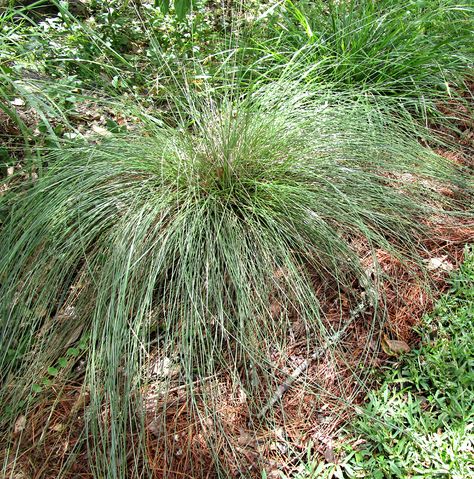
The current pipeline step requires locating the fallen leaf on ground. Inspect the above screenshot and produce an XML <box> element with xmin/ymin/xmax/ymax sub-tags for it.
<box><xmin>426</xmin><ymin>256</ymin><xmax>454</xmax><ymax>273</ymax></box>
<box><xmin>14</xmin><ymin>415</ymin><xmax>26</xmax><ymax>434</ymax></box>
<box><xmin>324</xmin><ymin>441</ymin><xmax>335</xmax><ymax>463</ymax></box>
<box><xmin>11</xmin><ymin>98</ymin><xmax>25</xmax><ymax>106</ymax></box>
<box><xmin>91</xmin><ymin>124</ymin><xmax>112</xmax><ymax>137</ymax></box>
<box><xmin>382</xmin><ymin>336</ymin><xmax>410</xmax><ymax>355</ymax></box>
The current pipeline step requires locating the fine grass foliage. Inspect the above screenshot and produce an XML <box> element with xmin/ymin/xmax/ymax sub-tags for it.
<box><xmin>0</xmin><ymin>86</ymin><xmax>471</xmax><ymax>477</ymax></box>
<box><xmin>249</xmin><ymin>0</ymin><xmax>474</xmax><ymax>118</ymax></box>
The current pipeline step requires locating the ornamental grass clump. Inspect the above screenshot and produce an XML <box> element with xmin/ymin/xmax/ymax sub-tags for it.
<box><xmin>251</xmin><ymin>0</ymin><xmax>473</xmax><ymax>118</ymax></box>
<box><xmin>0</xmin><ymin>87</ymin><xmax>471</xmax><ymax>477</ymax></box>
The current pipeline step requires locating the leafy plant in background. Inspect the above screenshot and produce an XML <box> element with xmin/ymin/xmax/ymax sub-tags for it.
<box><xmin>0</xmin><ymin>4</ymin><xmax>68</xmax><ymax>176</ymax></box>
<box><xmin>0</xmin><ymin>83</ymin><xmax>471</xmax><ymax>477</ymax></box>
<box><xmin>0</xmin><ymin>0</ymin><xmax>232</xmax><ymax>102</ymax></box>
<box><xmin>155</xmin><ymin>0</ymin><xmax>196</xmax><ymax>20</ymax></box>
<box><xmin>0</xmin><ymin>0</ymin><xmax>224</xmax><ymax>181</ymax></box>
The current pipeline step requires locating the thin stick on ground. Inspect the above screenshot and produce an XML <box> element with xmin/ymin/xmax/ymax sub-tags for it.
<box><xmin>258</xmin><ymin>296</ymin><xmax>373</xmax><ymax>419</ymax></box>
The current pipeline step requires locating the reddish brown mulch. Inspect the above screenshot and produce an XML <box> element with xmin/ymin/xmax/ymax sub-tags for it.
<box><xmin>2</xmin><ymin>385</ymin><xmax>91</xmax><ymax>479</ymax></box>
<box><xmin>7</xmin><ymin>213</ymin><xmax>472</xmax><ymax>479</ymax></box>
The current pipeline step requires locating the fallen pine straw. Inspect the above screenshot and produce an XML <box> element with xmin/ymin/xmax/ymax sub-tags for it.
<box><xmin>258</xmin><ymin>296</ymin><xmax>371</xmax><ymax>420</ymax></box>
<box><xmin>8</xmin><ymin>233</ymin><xmax>472</xmax><ymax>479</ymax></box>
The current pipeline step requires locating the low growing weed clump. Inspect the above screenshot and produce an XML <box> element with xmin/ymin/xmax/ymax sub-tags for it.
<box><xmin>0</xmin><ymin>87</ymin><xmax>472</xmax><ymax>477</ymax></box>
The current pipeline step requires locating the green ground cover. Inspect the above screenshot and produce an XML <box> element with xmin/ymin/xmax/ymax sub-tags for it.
<box><xmin>299</xmin><ymin>246</ymin><xmax>474</xmax><ymax>479</ymax></box>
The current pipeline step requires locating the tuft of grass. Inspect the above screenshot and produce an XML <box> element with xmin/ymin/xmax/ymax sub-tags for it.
<box><xmin>0</xmin><ymin>86</ymin><xmax>471</xmax><ymax>477</ymax></box>
<box><xmin>297</xmin><ymin>245</ymin><xmax>474</xmax><ymax>479</ymax></box>
<box><xmin>249</xmin><ymin>0</ymin><xmax>474</xmax><ymax>120</ymax></box>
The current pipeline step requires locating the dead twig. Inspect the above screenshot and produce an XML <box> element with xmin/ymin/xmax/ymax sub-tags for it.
<box><xmin>258</xmin><ymin>297</ymin><xmax>371</xmax><ymax>419</ymax></box>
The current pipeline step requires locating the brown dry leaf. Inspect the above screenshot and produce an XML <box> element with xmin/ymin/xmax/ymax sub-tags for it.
<box><xmin>324</xmin><ymin>441</ymin><xmax>335</xmax><ymax>463</ymax></box>
<box><xmin>11</xmin><ymin>98</ymin><xmax>25</xmax><ymax>107</ymax></box>
<box><xmin>91</xmin><ymin>124</ymin><xmax>112</xmax><ymax>137</ymax></box>
<box><xmin>50</xmin><ymin>423</ymin><xmax>65</xmax><ymax>432</ymax></box>
<box><xmin>426</xmin><ymin>256</ymin><xmax>454</xmax><ymax>273</ymax></box>
<box><xmin>267</xmin><ymin>470</ymin><xmax>281</xmax><ymax>479</ymax></box>
<box><xmin>382</xmin><ymin>336</ymin><xmax>410</xmax><ymax>355</ymax></box>
<box><xmin>237</xmin><ymin>430</ymin><xmax>256</xmax><ymax>447</ymax></box>
<box><xmin>147</xmin><ymin>418</ymin><xmax>160</xmax><ymax>437</ymax></box>
<box><xmin>14</xmin><ymin>415</ymin><xmax>26</xmax><ymax>434</ymax></box>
